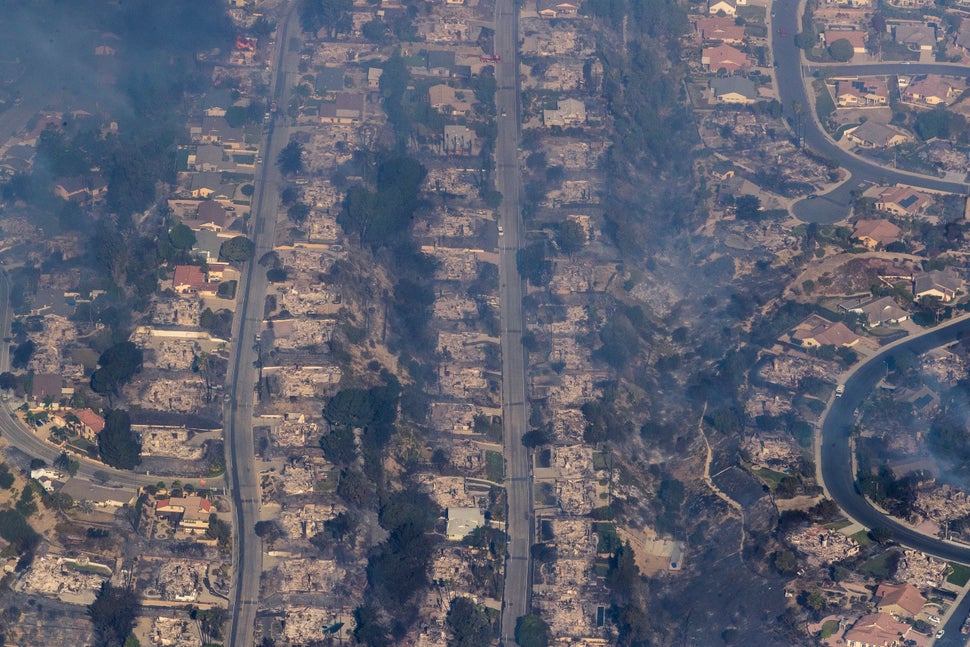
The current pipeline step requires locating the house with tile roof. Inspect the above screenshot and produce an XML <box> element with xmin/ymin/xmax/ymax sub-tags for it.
<box><xmin>852</xmin><ymin>219</ymin><xmax>901</xmax><ymax>249</ymax></box>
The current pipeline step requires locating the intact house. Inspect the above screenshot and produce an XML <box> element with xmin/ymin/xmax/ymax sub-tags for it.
<box><xmin>852</xmin><ymin>218</ymin><xmax>901</xmax><ymax>249</ymax></box>
<box><xmin>902</xmin><ymin>74</ymin><xmax>957</xmax><ymax>106</ymax></box>
<box><xmin>544</xmin><ymin>98</ymin><xmax>586</xmax><ymax>127</ymax></box>
<box><xmin>53</xmin><ymin>175</ymin><xmax>108</xmax><ymax>203</ymax></box>
<box><xmin>183</xmin><ymin>200</ymin><xmax>232</xmax><ymax>233</ymax></box>
<box><xmin>834</xmin><ymin>77</ymin><xmax>889</xmax><ymax>107</ymax></box>
<box><xmin>844</xmin><ymin>121</ymin><xmax>911</xmax><ymax>148</ymax></box>
<box><xmin>446</xmin><ymin>507</ymin><xmax>484</xmax><ymax>540</ymax></box>
<box><xmin>694</xmin><ymin>15</ymin><xmax>746</xmax><ymax>44</ymax></box>
<box><xmin>429</xmin><ymin>84</ymin><xmax>474</xmax><ymax>114</ymax></box>
<box><xmin>701</xmin><ymin>44</ymin><xmax>750</xmax><ymax>73</ymax></box>
<box><xmin>893</xmin><ymin>23</ymin><xmax>937</xmax><ymax>53</ymax></box>
<box><xmin>875</xmin><ymin>582</ymin><xmax>926</xmax><ymax>619</ymax></box>
<box><xmin>708</xmin><ymin>0</ymin><xmax>739</xmax><ymax>16</ymax></box>
<box><xmin>50</xmin><ymin>408</ymin><xmax>106</xmax><ymax>441</ymax></box>
<box><xmin>824</xmin><ymin>29</ymin><xmax>867</xmax><ymax>56</ymax></box>
<box><xmin>426</xmin><ymin>50</ymin><xmax>456</xmax><ymax>77</ymax></box>
<box><xmin>710</xmin><ymin>77</ymin><xmax>758</xmax><ymax>104</ymax></box>
<box><xmin>913</xmin><ymin>269</ymin><xmax>963</xmax><ymax>303</ymax></box>
<box><xmin>839</xmin><ymin>296</ymin><xmax>910</xmax><ymax>327</ymax></box>
<box><xmin>188</xmin><ymin>144</ymin><xmax>225</xmax><ymax>172</ymax></box>
<box><xmin>875</xmin><ymin>185</ymin><xmax>932</xmax><ymax>216</ymax></box>
<box><xmin>155</xmin><ymin>496</ymin><xmax>214</xmax><ymax>535</ymax></box>
<box><xmin>172</xmin><ymin>265</ymin><xmax>220</xmax><ymax>296</ymax></box>
<box><xmin>537</xmin><ymin>0</ymin><xmax>580</xmax><ymax>18</ymax></box>
<box><xmin>790</xmin><ymin>314</ymin><xmax>861</xmax><ymax>348</ymax></box>
<box><xmin>320</xmin><ymin>93</ymin><xmax>364</xmax><ymax>124</ymax></box>
<box><xmin>843</xmin><ymin>612</ymin><xmax>910</xmax><ymax>647</ymax></box>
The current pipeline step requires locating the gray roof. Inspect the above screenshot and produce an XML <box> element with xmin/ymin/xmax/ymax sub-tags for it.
<box><xmin>59</xmin><ymin>479</ymin><xmax>136</xmax><ymax>506</ymax></box>
<box><xmin>710</xmin><ymin>76</ymin><xmax>758</xmax><ymax>99</ymax></box>
<box><xmin>859</xmin><ymin>296</ymin><xmax>908</xmax><ymax>325</ymax></box>
<box><xmin>848</xmin><ymin>120</ymin><xmax>906</xmax><ymax>146</ymax></box>
<box><xmin>914</xmin><ymin>269</ymin><xmax>963</xmax><ymax>296</ymax></box>
<box><xmin>315</xmin><ymin>66</ymin><xmax>346</xmax><ymax>93</ymax></box>
<box><xmin>427</xmin><ymin>50</ymin><xmax>456</xmax><ymax>72</ymax></box>
<box><xmin>195</xmin><ymin>144</ymin><xmax>224</xmax><ymax>167</ymax></box>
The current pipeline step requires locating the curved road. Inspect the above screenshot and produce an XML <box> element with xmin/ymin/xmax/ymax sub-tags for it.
<box><xmin>820</xmin><ymin>315</ymin><xmax>970</xmax><ymax>564</ymax></box>
<box><xmin>771</xmin><ymin>0</ymin><xmax>970</xmax><ymax>223</ymax></box>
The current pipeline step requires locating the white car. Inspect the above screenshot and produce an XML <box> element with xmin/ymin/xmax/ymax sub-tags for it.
<box><xmin>835</xmin><ymin>384</ymin><xmax>845</xmax><ymax>397</ymax></box>
<box><xmin>937</xmin><ymin>628</ymin><xmax>945</xmax><ymax>639</ymax></box>
<box><xmin>498</xmin><ymin>225</ymin><xmax>504</xmax><ymax>235</ymax></box>
<box><xmin>928</xmin><ymin>615</ymin><xmax>941</xmax><ymax>624</ymax></box>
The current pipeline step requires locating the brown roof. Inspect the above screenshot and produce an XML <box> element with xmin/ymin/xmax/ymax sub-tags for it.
<box><xmin>876</xmin><ymin>583</ymin><xmax>926</xmax><ymax>617</ymax></box>
<box><xmin>853</xmin><ymin>219</ymin><xmax>901</xmax><ymax>246</ymax></box>
<box><xmin>31</xmin><ymin>373</ymin><xmax>62</xmax><ymax>401</ymax></box>
<box><xmin>197</xmin><ymin>201</ymin><xmax>229</xmax><ymax>227</ymax></box>
<box><xmin>792</xmin><ymin>315</ymin><xmax>861</xmax><ymax>347</ymax></box>
<box><xmin>844</xmin><ymin>612</ymin><xmax>910</xmax><ymax>646</ymax></box>
<box><xmin>695</xmin><ymin>16</ymin><xmax>746</xmax><ymax>42</ymax></box>
<box><xmin>73</xmin><ymin>408</ymin><xmax>105</xmax><ymax>434</ymax></box>
<box><xmin>173</xmin><ymin>265</ymin><xmax>206</xmax><ymax>290</ymax></box>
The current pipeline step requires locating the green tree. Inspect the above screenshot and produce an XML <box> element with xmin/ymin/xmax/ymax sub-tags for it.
<box><xmin>515</xmin><ymin>614</ymin><xmax>551</xmax><ymax>647</ymax></box>
<box><xmin>276</xmin><ymin>141</ymin><xmax>304</xmax><ymax>175</ymax></box>
<box><xmin>90</xmin><ymin>342</ymin><xmax>144</xmax><ymax>396</ymax></box>
<box><xmin>219</xmin><ymin>235</ymin><xmax>255</xmax><ymax>263</ymax></box>
<box><xmin>828</xmin><ymin>38</ymin><xmax>854</xmax><ymax>62</ymax></box>
<box><xmin>98</xmin><ymin>409</ymin><xmax>141</xmax><ymax>470</ymax></box>
<box><xmin>88</xmin><ymin>583</ymin><xmax>140</xmax><ymax>647</ymax></box>
<box><xmin>447</xmin><ymin>597</ymin><xmax>492</xmax><ymax>647</ymax></box>
<box><xmin>168</xmin><ymin>223</ymin><xmax>196</xmax><ymax>250</ymax></box>
<box><xmin>287</xmin><ymin>201</ymin><xmax>311</xmax><ymax>223</ymax></box>
<box><xmin>773</xmin><ymin>549</ymin><xmax>797</xmax><ymax>573</ymax></box>
<box><xmin>300</xmin><ymin>0</ymin><xmax>353</xmax><ymax>38</ymax></box>
<box><xmin>556</xmin><ymin>219</ymin><xmax>587</xmax><ymax>255</ymax></box>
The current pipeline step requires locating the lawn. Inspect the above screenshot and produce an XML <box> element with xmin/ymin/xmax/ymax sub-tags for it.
<box><xmin>851</xmin><ymin>529</ymin><xmax>874</xmax><ymax>547</ymax></box>
<box><xmin>823</xmin><ymin>519</ymin><xmax>852</xmax><ymax>531</ymax></box>
<box><xmin>485</xmin><ymin>450</ymin><xmax>505</xmax><ymax>483</ymax></box>
<box><xmin>820</xmin><ymin>619</ymin><xmax>840</xmax><ymax>639</ymax></box>
<box><xmin>860</xmin><ymin>551</ymin><xmax>895</xmax><ymax>579</ymax></box>
<box><xmin>947</xmin><ymin>563</ymin><xmax>970</xmax><ymax>587</ymax></box>
<box><xmin>754</xmin><ymin>468</ymin><xmax>788</xmax><ymax>490</ymax></box>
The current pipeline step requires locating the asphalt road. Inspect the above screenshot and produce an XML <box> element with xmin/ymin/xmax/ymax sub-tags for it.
<box><xmin>492</xmin><ymin>0</ymin><xmax>535</xmax><ymax>643</ymax></box>
<box><xmin>224</xmin><ymin>6</ymin><xmax>297</xmax><ymax>646</ymax></box>
<box><xmin>820</xmin><ymin>315</ymin><xmax>970</xmax><ymax>565</ymax></box>
<box><xmin>771</xmin><ymin>1</ymin><xmax>970</xmax><ymax>224</ymax></box>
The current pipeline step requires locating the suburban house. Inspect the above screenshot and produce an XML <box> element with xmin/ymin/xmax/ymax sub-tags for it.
<box><xmin>429</xmin><ymin>84</ymin><xmax>474</xmax><ymax>114</ymax></box>
<box><xmin>708</xmin><ymin>0</ymin><xmax>738</xmax><ymax>16</ymax></box>
<box><xmin>702</xmin><ymin>44</ymin><xmax>749</xmax><ymax>73</ymax></box>
<box><xmin>913</xmin><ymin>269</ymin><xmax>963</xmax><ymax>302</ymax></box>
<box><xmin>893</xmin><ymin>23</ymin><xmax>937</xmax><ymax>52</ymax></box>
<box><xmin>188</xmin><ymin>144</ymin><xmax>224</xmax><ymax>172</ymax></box>
<box><xmin>184</xmin><ymin>201</ymin><xmax>232</xmax><ymax>233</ymax></box>
<box><xmin>902</xmin><ymin>74</ymin><xmax>956</xmax><ymax>105</ymax></box>
<box><xmin>53</xmin><ymin>175</ymin><xmax>108</xmax><ymax>203</ymax></box>
<box><xmin>71</xmin><ymin>408</ymin><xmax>106</xmax><ymax>441</ymax></box>
<box><xmin>314</xmin><ymin>66</ymin><xmax>346</xmax><ymax>96</ymax></box>
<box><xmin>537</xmin><ymin>0</ymin><xmax>580</xmax><ymax>17</ymax></box>
<box><xmin>843</xmin><ymin>612</ymin><xmax>910</xmax><ymax>647</ymax></box>
<box><xmin>196</xmin><ymin>116</ymin><xmax>246</xmax><ymax>148</ymax></box>
<box><xmin>446</xmin><ymin>507</ymin><xmax>484</xmax><ymax>540</ymax></box>
<box><xmin>155</xmin><ymin>496</ymin><xmax>214</xmax><ymax>534</ymax></box>
<box><xmin>824</xmin><ymin>29</ymin><xmax>867</xmax><ymax>55</ymax></box>
<box><xmin>31</xmin><ymin>373</ymin><xmax>64</xmax><ymax>405</ymax></box>
<box><xmin>443</xmin><ymin>125</ymin><xmax>477</xmax><ymax>155</ymax></box>
<box><xmin>172</xmin><ymin>265</ymin><xmax>207</xmax><ymax>294</ymax></box>
<box><xmin>202</xmin><ymin>89</ymin><xmax>234</xmax><ymax>117</ymax></box>
<box><xmin>694</xmin><ymin>15</ymin><xmax>745</xmax><ymax>43</ymax></box>
<box><xmin>839</xmin><ymin>296</ymin><xmax>909</xmax><ymax>327</ymax></box>
<box><xmin>852</xmin><ymin>219</ymin><xmax>901</xmax><ymax>249</ymax></box>
<box><xmin>426</xmin><ymin>50</ymin><xmax>456</xmax><ymax>76</ymax></box>
<box><xmin>875</xmin><ymin>186</ymin><xmax>932</xmax><ymax>216</ymax></box>
<box><xmin>835</xmin><ymin>77</ymin><xmax>889</xmax><ymax>107</ymax></box>
<box><xmin>791</xmin><ymin>314</ymin><xmax>861</xmax><ymax>348</ymax></box>
<box><xmin>320</xmin><ymin>93</ymin><xmax>364</xmax><ymax>124</ymax></box>
<box><xmin>710</xmin><ymin>77</ymin><xmax>758</xmax><ymax>104</ymax></box>
<box><xmin>543</xmin><ymin>98</ymin><xmax>586</xmax><ymax>127</ymax></box>
<box><xmin>844</xmin><ymin>121</ymin><xmax>910</xmax><ymax>148</ymax></box>
<box><xmin>875</xmin><ymin>583</ymin><xmax>926</xmax><ymax>618</ymax></box>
